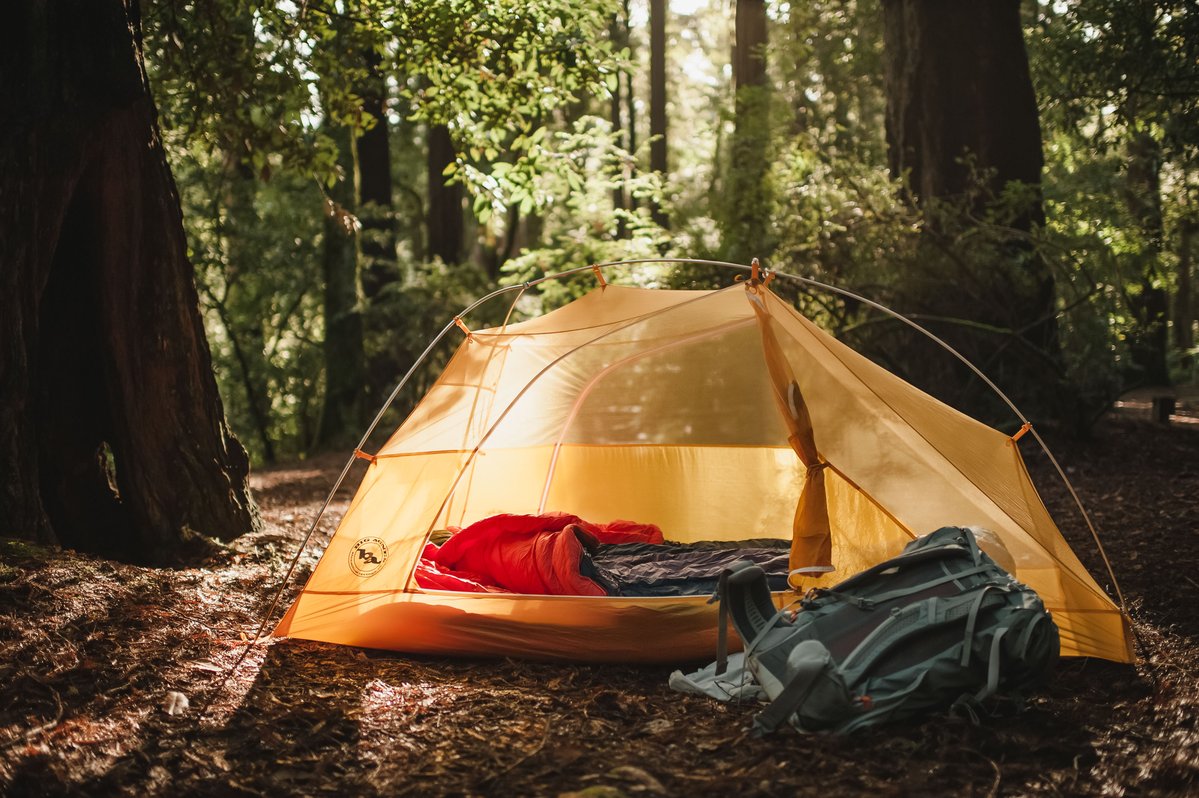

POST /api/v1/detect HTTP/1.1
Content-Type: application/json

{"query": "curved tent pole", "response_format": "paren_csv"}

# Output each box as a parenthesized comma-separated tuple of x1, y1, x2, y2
(201, 280, 534, 713)
(239, 259, 754, 644)
(203, 263, 670, 710)
(582, 258, 1126, 615)
(208, 256, 1125, 711)
(760, 267, 1126, 616)
(583, 257, 1125, 616)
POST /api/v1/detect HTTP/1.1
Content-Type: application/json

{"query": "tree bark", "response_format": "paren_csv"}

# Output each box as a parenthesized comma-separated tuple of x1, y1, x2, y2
(0, 0, 261, 562)
(426, 124, 464, 265)
(358, 49, 398, 300)
(624, 0, 638, 214)
(723, 0, 771, 263)
(883, 0, 1044, 219)
(609, 10, 628, 236)
(881, 0, 1062, 421)
(649, 0, 669, 227)
(316, 124, 366, 448)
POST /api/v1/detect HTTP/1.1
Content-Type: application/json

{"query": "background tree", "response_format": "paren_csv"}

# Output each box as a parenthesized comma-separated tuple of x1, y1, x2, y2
(721, 0, 773, 263)
(1, 0, 260, 561)
(879, 0, 1062, 420)
(649, 0, 670, 227)
(427, 124, 465, 266)
(1030, 0, 1199, 389)
(358, 49, 399, 300)
(316, 121, 367, 449)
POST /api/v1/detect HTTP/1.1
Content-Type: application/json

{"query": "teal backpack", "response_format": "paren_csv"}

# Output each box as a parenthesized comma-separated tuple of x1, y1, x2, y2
(718, 527, 1060, 735)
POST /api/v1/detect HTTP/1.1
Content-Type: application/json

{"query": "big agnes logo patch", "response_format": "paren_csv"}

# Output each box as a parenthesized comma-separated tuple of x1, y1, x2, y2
(348, 537, 388, 577)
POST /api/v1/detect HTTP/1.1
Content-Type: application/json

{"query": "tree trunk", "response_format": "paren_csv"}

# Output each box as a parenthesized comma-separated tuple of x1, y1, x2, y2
(220, 159, 278, 464)
(1177, 219, 1195, 367)
(624, 0, 639, 215)
(880, 0, 1062, 421)
(723, 0, 771, 263)
(1123, 126, 1172, 386)
(649, 0, 669, 227)
(0, 0, 260, 562)
(316, 125, 366, 448)
(358, 49, 398, 300)
(609, 10, 628, 237)
(426, 124, 464, 265)
(883, 0, 1044, 218)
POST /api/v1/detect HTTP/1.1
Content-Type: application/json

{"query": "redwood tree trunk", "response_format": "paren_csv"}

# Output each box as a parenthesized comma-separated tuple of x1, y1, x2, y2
(883, 0, 1044, 218)
(0, 0, 261, 562)
(1123, 126, 1172, 386)
(649, 0, 669, 227)
(316, 124, 366, 448)
(358, 49, 398, 300)
(426, 124, 464, 265)
(881, 0, 1062, 421)
(723, 0, 771, 263)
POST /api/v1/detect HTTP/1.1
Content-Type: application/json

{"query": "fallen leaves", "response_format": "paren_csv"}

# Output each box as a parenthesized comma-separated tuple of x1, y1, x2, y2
(0, 423, 1196, 795)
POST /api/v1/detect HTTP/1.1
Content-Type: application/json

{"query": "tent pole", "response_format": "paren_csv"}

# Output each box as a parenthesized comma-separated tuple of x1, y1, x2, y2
(200, 281, 533, 715)
(565, 258, 1126, 617)
(762, 268, 1128, 618)
(209, 256, 1126, 713)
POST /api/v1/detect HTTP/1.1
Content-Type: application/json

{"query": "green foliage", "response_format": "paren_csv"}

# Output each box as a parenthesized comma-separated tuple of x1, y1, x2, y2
(495, 116, 674, 309)
(771, 133, 916, 310)
(142, 0, 626, 462)
(174, 153, 326, 461)
(140, 0, 1199, 457)
(774, 0, 887, 159)
(362, 258, 509, 433)
(1029, 0, 1199, 391)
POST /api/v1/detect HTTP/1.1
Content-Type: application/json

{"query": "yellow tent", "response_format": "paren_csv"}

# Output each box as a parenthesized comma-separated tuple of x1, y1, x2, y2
(275, 270, 1133, 664)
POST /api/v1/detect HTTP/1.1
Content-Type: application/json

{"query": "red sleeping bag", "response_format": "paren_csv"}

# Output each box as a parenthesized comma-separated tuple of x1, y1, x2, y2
(416, 512, 664, 595)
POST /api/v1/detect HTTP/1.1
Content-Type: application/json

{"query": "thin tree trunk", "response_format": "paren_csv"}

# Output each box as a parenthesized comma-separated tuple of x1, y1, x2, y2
(0, 0, 260, 562)
(625, 0, 639, 214)
(723, 0, 771, 263)
(609, 10, 628, 237)
(221, 159, 277, 464)
(1123, 126, 1172, 386)
(427, 124, 464, 265)
(649, 0, 669, 227)
(316, 125, 366, 448)
(1177, 219, 1195, 365)
(358, 49, 398, 299)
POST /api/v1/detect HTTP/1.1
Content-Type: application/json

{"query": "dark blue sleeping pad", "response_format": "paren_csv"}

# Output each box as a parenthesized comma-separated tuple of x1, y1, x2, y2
(719, 527, 1060, 735)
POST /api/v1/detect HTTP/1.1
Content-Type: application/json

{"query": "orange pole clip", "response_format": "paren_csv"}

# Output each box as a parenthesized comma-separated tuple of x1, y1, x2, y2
(591, 264, 608, 287)
(1011, 422, 1032, 443)
(750, 257, 761, 284)
(453, 317, 474, 340)
(354, 449, 378, 465)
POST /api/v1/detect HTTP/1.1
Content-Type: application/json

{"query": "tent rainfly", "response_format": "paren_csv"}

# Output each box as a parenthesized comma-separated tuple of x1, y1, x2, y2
(274, 265, 1133, 664)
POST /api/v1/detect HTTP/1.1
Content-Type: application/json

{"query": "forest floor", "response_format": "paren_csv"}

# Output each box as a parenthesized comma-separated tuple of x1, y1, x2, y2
(0, 412, 1197, 797)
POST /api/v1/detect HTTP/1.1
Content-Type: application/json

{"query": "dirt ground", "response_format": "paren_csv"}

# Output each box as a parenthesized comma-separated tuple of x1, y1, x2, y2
(0, 413, 1196, 797)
